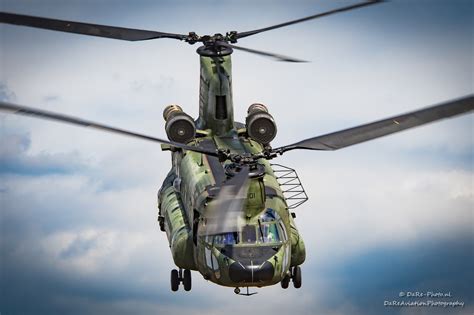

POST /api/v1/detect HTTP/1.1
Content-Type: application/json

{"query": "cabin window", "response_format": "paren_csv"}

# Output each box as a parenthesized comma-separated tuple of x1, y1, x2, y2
(215, 95, 227, 119)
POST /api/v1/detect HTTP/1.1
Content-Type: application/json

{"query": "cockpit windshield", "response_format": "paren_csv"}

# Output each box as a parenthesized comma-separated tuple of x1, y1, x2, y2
(205, 208, 287, 245)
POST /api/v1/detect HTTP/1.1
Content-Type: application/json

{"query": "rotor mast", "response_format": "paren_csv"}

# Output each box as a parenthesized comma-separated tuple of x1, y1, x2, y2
(195, 44, 235, 136)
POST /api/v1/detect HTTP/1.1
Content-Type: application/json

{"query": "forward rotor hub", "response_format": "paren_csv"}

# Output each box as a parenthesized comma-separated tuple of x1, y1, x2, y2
(185, 32, 236, 57)
(185, 31, 238, 45)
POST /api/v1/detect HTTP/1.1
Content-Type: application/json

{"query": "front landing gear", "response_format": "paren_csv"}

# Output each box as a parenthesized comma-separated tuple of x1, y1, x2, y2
(280, 266, 302, 289)
(170, 268, 192, 292)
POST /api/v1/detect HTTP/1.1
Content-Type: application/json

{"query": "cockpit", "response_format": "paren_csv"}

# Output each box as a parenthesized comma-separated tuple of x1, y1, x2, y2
(201, 208, 289, 285)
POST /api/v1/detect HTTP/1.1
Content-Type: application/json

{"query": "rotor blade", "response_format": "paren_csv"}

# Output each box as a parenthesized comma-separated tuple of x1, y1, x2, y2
(0, 101, 219, 157)
(199, 166, 250, 236)
(218, 41, 307, 63)
(275, 95, 474, 153)
(235, 0, 382, 40)
(0, 12, 187, 41)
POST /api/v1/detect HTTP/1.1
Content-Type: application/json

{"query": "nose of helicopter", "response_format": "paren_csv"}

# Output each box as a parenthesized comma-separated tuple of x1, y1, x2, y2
(228, 260, 274, 283)
(221, 245, 280, 284)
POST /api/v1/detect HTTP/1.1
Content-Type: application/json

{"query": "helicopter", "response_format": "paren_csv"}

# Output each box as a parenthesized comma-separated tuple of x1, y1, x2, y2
(0, 1, 473, 297)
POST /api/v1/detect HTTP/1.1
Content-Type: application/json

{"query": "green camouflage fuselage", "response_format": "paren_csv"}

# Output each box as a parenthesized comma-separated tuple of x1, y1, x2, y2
(158, 54, 305, 288)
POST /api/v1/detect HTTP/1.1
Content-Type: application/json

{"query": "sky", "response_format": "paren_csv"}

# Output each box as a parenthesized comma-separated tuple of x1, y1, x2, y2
(0, 0, 473, 314)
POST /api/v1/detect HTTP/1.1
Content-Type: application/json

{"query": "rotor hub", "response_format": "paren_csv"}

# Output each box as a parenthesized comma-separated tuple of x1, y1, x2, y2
(184, 32, 236, 57)
(196, 44, 233, 57)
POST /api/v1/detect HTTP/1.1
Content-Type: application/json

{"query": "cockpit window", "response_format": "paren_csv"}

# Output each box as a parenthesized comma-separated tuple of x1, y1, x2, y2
(241, 225, 257, 243)
(213, 232, 238, 245)
(260, 208, 278, 222)
(259, 222, 281, 243)
(279, 221, 288, 241)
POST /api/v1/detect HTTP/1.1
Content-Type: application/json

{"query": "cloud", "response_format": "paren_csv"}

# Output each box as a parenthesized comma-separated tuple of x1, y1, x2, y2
(0, 82, 16, 101)
(0, 131, 87, 175)
(311, 233, 474, 315)
(292, 152, 473, 261)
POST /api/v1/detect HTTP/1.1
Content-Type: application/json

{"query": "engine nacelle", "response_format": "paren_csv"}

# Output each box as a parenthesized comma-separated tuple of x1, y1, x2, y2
(245, 103, 277, 144)
(163, 104, 196, 143)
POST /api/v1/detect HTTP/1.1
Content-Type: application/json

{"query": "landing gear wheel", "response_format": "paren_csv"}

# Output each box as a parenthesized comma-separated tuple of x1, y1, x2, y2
(183, 269, 192, 291)
(234, 287, 241, 295)
(171, 269, 179, 292)
(292, 266, 302, 289)
(281, 274, 290, 289)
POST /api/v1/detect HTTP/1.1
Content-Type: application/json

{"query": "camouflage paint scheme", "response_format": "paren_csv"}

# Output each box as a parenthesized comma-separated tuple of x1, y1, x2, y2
(158, 55, 305, 288)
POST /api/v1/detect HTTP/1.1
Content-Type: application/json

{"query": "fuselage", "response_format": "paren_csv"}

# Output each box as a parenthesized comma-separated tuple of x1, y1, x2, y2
(158, 135, 306, 287)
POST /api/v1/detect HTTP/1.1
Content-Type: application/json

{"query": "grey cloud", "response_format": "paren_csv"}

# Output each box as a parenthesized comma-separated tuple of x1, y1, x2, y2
(1, 248, 189, 315)
(307, 233, 474, 315)
(59, 234, 100, 259)
(0, 82, 16, 102)
(0, 131, 87, 175)
(3, 224, 471, 315)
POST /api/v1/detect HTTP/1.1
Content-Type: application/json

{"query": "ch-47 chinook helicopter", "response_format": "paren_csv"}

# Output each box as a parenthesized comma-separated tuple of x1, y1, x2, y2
(1, 1, 473, 296)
